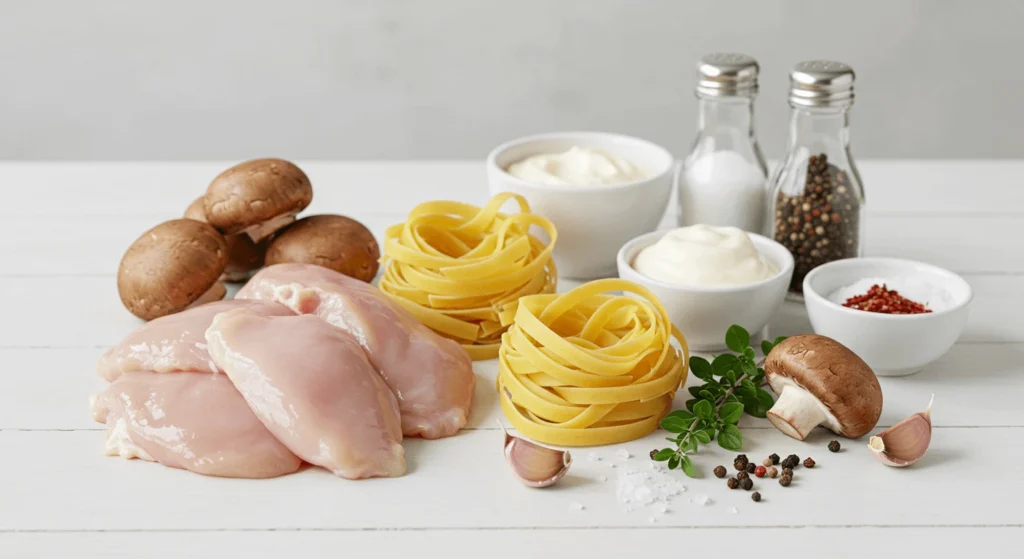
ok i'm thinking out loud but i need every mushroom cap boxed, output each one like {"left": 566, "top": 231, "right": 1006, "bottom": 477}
{"left": 184, "top": 195, "right": 207, "bottom": 221}
{"left": 265, "top": 214, "right": 380, "bottom": 282}
{"left": 118, "top": 219, "right": 228, "bottom": 320}
{"left": 184, "top": 196, "right": 266, "bottom": 281}
{"left": 203, "top": 158, "right": 313, "bottom": 236}
{"left": 764, "top": 334, "right": 882, "bottom": 438}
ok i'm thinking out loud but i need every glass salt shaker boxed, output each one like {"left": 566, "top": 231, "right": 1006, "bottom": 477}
{"left": 678, "top": 53, "right": 768, "bottom": 233}
{"left": 767, "top": 60, "right": 865, "bottom": 299}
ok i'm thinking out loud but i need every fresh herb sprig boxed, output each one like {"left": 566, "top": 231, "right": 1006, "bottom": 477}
{"left": 652, "top": 325, "right": 785, "bottom": 477}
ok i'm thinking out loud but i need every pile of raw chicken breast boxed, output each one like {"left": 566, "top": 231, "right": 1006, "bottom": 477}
{"left": 92, "top": 263, "right": 476, "bottom": 480}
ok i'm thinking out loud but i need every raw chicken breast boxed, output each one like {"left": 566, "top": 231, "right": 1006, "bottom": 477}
{"left": 92, "top": 372, "right": 302, "bottom": 479}
{"left": 97, "top": 299, "right": 293, "bottom": 381}
{"left": 206, "top": 309, "right": 406, "bottom": 479}
{"left": 236, "top": 263, "right": 475, "bottom": 439}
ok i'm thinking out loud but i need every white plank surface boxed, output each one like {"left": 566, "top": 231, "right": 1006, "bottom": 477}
{"left": 1, "top": 161, "right": 1021, "bottom": 556}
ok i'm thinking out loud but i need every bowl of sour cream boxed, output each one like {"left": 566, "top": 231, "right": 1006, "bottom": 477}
{"left": 487, "top": 131, "right": 675, "bottom": 279}
{"left": 617, "top": 224, "right": 794, "bottom": 351}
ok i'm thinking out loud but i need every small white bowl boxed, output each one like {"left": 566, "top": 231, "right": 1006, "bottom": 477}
{"left": 803, "top": 258, "right": 973, "bottom": 377}
{"left": 617, "top": 230, "right": 794, "bottom": 351}
{"left": 487, "top": 131, "right": 674, "bottom": 279}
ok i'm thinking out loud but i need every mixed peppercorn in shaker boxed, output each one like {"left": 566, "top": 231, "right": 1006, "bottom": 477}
{"left": 774, "top": 152, "right": 860, "bottom": 293}
{"left": 768, "top": 60, "right": 864, "bottom": 297}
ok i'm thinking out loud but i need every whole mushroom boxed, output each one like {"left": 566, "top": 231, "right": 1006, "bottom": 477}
{"left": 265, "top": 215, "right": 380, "bottom": 282}
{"left": 185, "top": 196, "right": 267, "bottom": 281}
{"left": 204, "top": 158, "right": 313, "bottom": 242}
{"left": 763, "top": 334, "right": 883, "bottom": 440}
{"left": 118, "top": 219, "right": 228, "bottom": 320}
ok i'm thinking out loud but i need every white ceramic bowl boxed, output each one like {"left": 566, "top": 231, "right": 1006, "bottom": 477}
{"left": 487, "top": 131, "right": 674, "bottom": 279}
{"left": 617, "top": 230, "right": 794, "bottom": 351}
{"left": 803, "top": 258, "right": 973, "bottom": 376}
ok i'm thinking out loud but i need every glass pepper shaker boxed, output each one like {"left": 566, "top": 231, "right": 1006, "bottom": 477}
{"left": 678, "top": 53, "right": 768, "bottom": 233}
{"left": 767, "top": 60, "right": 865, "bottom": 299}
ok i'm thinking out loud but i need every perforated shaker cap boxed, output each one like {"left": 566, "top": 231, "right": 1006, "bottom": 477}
{"left": 696, "top": 53, "right": 759, "bottom": 97}
{"left": 789, "top": 60, "right": 855, "bottom": 107}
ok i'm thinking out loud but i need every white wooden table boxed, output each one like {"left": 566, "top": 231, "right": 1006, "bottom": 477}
{"left": 1, "top": 161, "right": 1022, "bottom": 557}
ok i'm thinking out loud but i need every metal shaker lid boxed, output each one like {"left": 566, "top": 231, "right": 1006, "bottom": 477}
{"left": 789, "top": 60, "right": 855, "bottom": 107}
{"left": 696, "top": 53, "right": 759, "bottom": 97}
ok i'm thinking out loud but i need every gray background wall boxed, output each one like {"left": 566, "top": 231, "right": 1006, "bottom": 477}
{"left": 1, "top": 0, "right": 1021, "bottom": 160}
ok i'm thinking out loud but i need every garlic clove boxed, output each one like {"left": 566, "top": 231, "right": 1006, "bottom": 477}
{"left": 501, "top": 424, "right": 571, "bottom": 488}
{"left": 869, "top": 395, "right": 933, "bottom": 467}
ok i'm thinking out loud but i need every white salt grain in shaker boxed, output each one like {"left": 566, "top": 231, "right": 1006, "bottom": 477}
{"left": 678, "top": 53, "right": 768, "bottom": 233}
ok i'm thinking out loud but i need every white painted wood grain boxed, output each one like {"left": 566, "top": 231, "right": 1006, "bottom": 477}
{"left": 1, "top": 427, "right": 1020, "bottom": 532}
{"left": 0, "top": 161, "right": 1021, "bottom": 549}
{"left": 4, "top": 527, "right": 1021, "bottom": 559}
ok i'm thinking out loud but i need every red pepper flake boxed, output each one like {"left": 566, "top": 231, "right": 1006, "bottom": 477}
{"left": 843, "top": 284, "right": 932, "bottom": 315}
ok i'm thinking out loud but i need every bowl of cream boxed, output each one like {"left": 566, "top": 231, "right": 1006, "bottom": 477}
{"left": 487, "top": 132, "right": 675, "bottom": 279}
{"left": 617, "top": 224, "right": 794, "bottom": 350}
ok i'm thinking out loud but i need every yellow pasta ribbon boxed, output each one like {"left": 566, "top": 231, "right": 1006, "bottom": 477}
{"left": 379, "top": 192, "right": 558, "bottom": 360}
{"left": 497, "top": 279, "right": 689, "bottom": 446}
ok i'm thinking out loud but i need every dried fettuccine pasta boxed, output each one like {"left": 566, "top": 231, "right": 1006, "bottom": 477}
{"left": 497, "top": 279, "right": 689, "bottom": 446}
{"left": 380, "top": 192, "right": 557, "bottom": 360}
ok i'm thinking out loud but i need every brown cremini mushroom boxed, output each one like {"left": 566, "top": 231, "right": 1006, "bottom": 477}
{"left": 764, "top": 334, "right": 882, "bottom": 440}
{"left": 204, "top": 158, "right": 313, "bottom": 241}
{"left": 265, "top": 215, "right": 380, "bottom": 282}
{"left": 185, "top": 196, "right": 267, "bottom": 282}
{"left": 118, "top": 219, "right": 228, "bottom": 320}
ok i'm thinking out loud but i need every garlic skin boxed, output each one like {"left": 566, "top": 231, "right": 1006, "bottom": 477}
{"left": 502, "top": 426, "right": 571, "bottom": 488}
{"left": 869, "top": 395, "right": 933, "bottom": 467}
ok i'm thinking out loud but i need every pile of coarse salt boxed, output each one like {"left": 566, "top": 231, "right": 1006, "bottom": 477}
{"left": 616, "top": 467, "right": 696, "bottom": 512}
{"left": 827, "top": 276, "right": 955, "bottom": 312}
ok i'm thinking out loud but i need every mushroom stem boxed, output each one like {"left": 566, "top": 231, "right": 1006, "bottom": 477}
{"left": 766, "top": 384, "right": 827, "bottom": 441}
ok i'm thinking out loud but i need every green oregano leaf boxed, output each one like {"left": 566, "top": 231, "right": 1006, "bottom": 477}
{"left": 725, "top": 325, "right": 750, "bottom": 353}
{"left": 761, "top": 340, "right": 774, "bottom": 356}
{"left": 717, "top": 424, "right": 743, "bottom": 451}
{"left": 660, "top": 415, "right": 689, "bottom": 433}
{"left": 719, "top": 402, "right": 744, "bottom": 424}
{"left": 668, "top": 455, "right": 680, "bottom": 470}
{"left": 693, "top": 429, "right": 712, "bottom": 444}
{"left": 689, "top": 356, "right": 714, "bottom": 380}
{"left": 712, "top": 354, "right": 739, "bottom": 376}
{"left": 680, "top": 455, "right": 696, "bottom": 478}
{"left": 653, "top": 449, "right": 675, "bottom": 461}
{"left": 743, "top": 347, "right": 756, "bottom": 360}
{"left": 693, "top": 399, "right": 714, "bottom": 420}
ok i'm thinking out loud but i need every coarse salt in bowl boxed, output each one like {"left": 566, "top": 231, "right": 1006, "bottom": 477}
{"left": 803, "top": 257, "right": 973, "bottom": 376}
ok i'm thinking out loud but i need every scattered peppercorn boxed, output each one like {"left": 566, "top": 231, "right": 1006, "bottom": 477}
{"left": 735, "top": 454, "right": 749, "bottom": 467}
{"left": 751, "top": 492, "right": 761, "bottom": 502}
{"left": 767, "top": 466, "right": 779, "bottom": 478}
{"left": 782, "top": 467, "right": 794, "bottom": 476}
{"left": 737, "top": 471, "right": 749, "bottom": 481}
{"left": 745, "top": 462, "right": 756, "bottom": 474}
{"left": 727, "top": 477, "right": 739, "bottom": 489}
{"left": 649, "top": 449, "right": 658, "bottom": 460}
{"left": 733, "top": 460, "right": 745, "bottom": 471}
{"left": 714, "top": 465, "right": 727, "bottom": 478}
{"left": 787, "top": 454, "right": 799, "bottom": 464}
{"left": 779, "top": 475, "right": 792, "bottom": 487}
{"left": 762, "top": 458, "right": 773, "bottom": 468}
{"left": 740, "top": 478, "right": 753, "bottom": 491}
{"left": 769, "top": 453, "right": 780, "bottom": 465}
{"left": 754, "top": 465, "right": 767, "bottom": 478}
{"left": 828, "top": 440, "right": 841, "bottom": 453}
{"left": 803, "top": 457, "right": 816, "bottom": 468}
